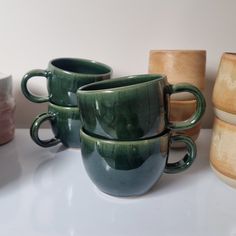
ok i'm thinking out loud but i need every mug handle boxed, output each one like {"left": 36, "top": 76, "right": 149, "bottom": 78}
{"left": 21, "top": 69, "right": 51, "bottom": 103}
{"left": 30, "top": 113, "right": 61, "bottom": 147}
{"left": 166, "top": 83, "right": 206, "bottom": 130}
{"left": 164, "top": 135, "right": 196, "bottom": 174}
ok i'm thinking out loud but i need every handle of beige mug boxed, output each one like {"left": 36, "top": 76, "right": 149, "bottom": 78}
{"left": 30, "top": 113, "right": 61, "bottom": 147}
{"left": 165, "top": 135, "right": 196, "bottom": 174}
{"left": 166, "top": 83, "right": 206, "bottom": 130}
{"left": 21, "top": 69, "right": 50, "bottom": 103}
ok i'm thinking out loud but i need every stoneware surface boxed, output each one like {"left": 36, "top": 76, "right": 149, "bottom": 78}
{"left": 0, "top": 73, "right": 15, "bottom": 145}
{"left": 77, "top": 74, "right": 205, "bottom": 140}
{"left": 211, "top": 163, "right": 236, "bottom": 188}
{"left": 214, "top": 107, "right": 236, "bottom": 125}
{"left": 30, "top": 103, "right": 81, "bottom": 148}
{"left": 212, "top": 52, "right": 236, "bottom": 114}
{"left": 210, "top": 117, "right": 236, "bottom": 187}
{"left": 148, "top": 50, "right": 206, "bottom": 100}
{"left": 21, "top": 58, "right": 112, "bottom": 107}
{"left": 80, "top": 128, "right": 196, "bottom": 197}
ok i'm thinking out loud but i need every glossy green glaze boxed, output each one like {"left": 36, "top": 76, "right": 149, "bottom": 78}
{"left": 30, "top": 103, "right": 81, "bottom": 148}
{"left": 77, "top": 74, "right": 205, "bottom": 140}
{"left": 21, "top": 58, "right": 112, "bottom": 106}
{"left": 80, "top": 129, "right": 196, "bottom": 197}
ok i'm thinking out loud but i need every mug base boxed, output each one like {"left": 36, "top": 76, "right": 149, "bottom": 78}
{"left": 210, "top": 163, "right": 236, "bottom": 188}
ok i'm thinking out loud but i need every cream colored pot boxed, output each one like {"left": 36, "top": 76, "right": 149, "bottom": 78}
{"left": 210, "top": 117, "right": 236, "bottom": 188}
{"left": 213, "top": 52, "right": 236, "bottom": 124}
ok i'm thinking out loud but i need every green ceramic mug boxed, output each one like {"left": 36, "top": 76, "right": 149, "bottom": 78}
{"left": 77, "top": 74, "right": 206, "bottom": 140}
{"left": 80, "top": 128, "right": 196, "bottom": 197}
{"left": 30, "top": 103, "right": 81, "bottom": 148}
{"left": 21, "top": 58, "right": 112, "bottom": 107}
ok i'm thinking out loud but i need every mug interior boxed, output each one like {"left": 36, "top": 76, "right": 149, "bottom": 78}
{"left": 51, "top": 58, "right": 111, "bottom": 75}
{"left": 79, "top": 74, "right": 164, "bottom": 91}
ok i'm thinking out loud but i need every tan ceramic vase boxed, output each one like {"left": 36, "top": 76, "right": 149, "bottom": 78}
{"left": 148, "top": 50, "right": 206, "bottom": 145}
{"left": 210, "top": 117, "right": 236, "bottom": 188}
{"left": 0, "top": 73, "right": 15, "bottom": 145}
{"left": 148, "top": 50, "right": 206, "bottom": 100}
{"left": 213, "top": 52, "right": 236, "bottom": 125}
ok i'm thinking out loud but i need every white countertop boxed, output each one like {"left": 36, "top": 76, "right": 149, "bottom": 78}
{"left": 0, "top": 129, "right": 235, "bottom": 236}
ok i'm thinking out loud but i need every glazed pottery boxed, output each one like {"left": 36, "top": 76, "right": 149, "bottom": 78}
{"left": 77, "top": 74, "right": 205, "bottom": 140}
{"left": 30, "top": 103, "right": 80, "bottom": 148}
{"left": 80, "top": 128, "right": 196, "bottom": 197}
{"left": 148, "top": 50, "right": 206, "bottom": 100}
{"left": 0, "top": 73, "right": 15, "bottom": 145}
{"left": 170, "top": 100, "right": 201, "bottom": 147}
{"left": 21, "top": 58, "right": 112, "bottom": 107}
{"left": 214, "top": 108, "right": 236, "bottom": 125}
{"left": 212, "top": 52, "right": 236, "bottom": 124}
{"left": 210, "top": 117, "right": 236, "bottom": 188}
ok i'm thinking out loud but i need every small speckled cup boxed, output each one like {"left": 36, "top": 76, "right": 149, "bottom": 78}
{"left": 30, "top": 103, "right": 80, "bottom": 148}
{"left": 80, "top": 128, "right": 196, "bottom": 197}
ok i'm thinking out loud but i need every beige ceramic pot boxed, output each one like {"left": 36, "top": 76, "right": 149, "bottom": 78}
{"left": 169, "top": 100, "right": 201, "bottom": 148}
{"left": 148, "top": 50, "right": 206, "bottom": 100}
{"left": 213, "top": 52, "right": 236, "bottom": 124}
{"left": 210, "top": 117, "right": 236, "bottom": 188}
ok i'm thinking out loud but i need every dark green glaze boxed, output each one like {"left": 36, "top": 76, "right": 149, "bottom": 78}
{"left": 166, "top": 83, "right": 206, "bottom": 130}
{"left": 80, "top": 129, "right": 196, "bottom": 197}
{"left": 21, "top": 58, "right": 112, "bottom": 106}
{"left": 30, "top": 103, "right": 81, "bottom": 148}
{"left": 77, "top": 74, "right": 205, "bottom": 140}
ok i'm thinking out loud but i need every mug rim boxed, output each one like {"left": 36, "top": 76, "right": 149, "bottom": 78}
{"left": 80, "top": 127, "right": 169, "bottom": 144}
{"left": 149, "top": 49, "right": 206, "bottom": 54}
{"left": 77, "top": 74, "right": 167, "bottom": 94}
{"left": 48, "top": 102, "right": 80, "bottom": 112}
{"left": 49, "top": 57, "right": 112, "bottom": 77}
{"left": 222, "top": 52, "right": 236, "bottom": 61}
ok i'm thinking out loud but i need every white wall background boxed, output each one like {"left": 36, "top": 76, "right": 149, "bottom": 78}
{"left": 0, "top": 0, "right": 235, "bottom": 128}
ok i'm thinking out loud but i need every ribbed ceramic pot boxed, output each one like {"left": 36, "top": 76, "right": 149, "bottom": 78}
{"left": 80, "top": 128, "right": 196, "bottom": 197}
{"left": 0, "top": 73, "right": 15, "bottom": 145}
{"left": 21, "top": 58, "right": 112, "bottom": 107}
{"left": 148, "top": 50, "right": 206, "bottom": 100}
{"left": 169, "top": 100, "right": 201, "bottom": 147}
{"left": 213, "top": 53, "right": 236, "bottom": 124}
{"left": 210, "top": 117, "right": 236, "bottom": 188}
{"left": 77, "top": 74, "right": 205, "bottom": 140}
{"left": 30, "top": 103, "right": 81, "bottom": 148}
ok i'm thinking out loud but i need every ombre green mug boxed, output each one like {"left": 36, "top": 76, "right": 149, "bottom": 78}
{"left": 77, "top": 74, "right": 206, "bottom": 140}
{"left": 30, "top": 103, "right": 81, "bottom": 148}
{"left": 80, "top": 128, "right": 196, "bottom": 197}
{"left": 21, "top": 58, "right": 112, "bottom": 107}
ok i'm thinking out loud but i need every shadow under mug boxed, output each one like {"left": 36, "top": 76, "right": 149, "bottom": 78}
{"left": 21, "top": 58, "right": 112, "bottom": 107}
{"left": 30, "top": 103, "right": 81, "bottom": 148}
{"left": 80, "top": 128, "right": 196, "bottom": 197}
{"left": 77, "top": 74, "right": 206, "bottom": 140}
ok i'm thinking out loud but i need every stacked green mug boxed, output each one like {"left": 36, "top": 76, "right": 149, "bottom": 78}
{"left": 77, "top": 74, "right": 206, "bottom": 197}
{"left": 21, "top": 58, "right": 112, "bottom": 148}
